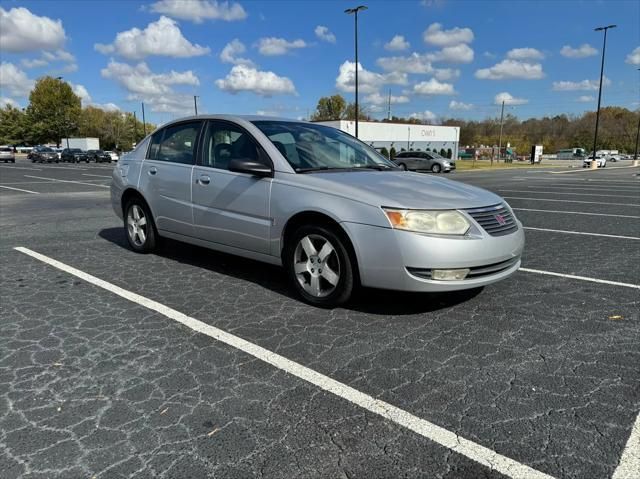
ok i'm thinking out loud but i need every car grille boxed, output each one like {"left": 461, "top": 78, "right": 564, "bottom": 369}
{"left": 407, "top": 256, "right": 520, "bottom": 280}
{"left": 464, "top": 203, "right": 518, "bottom": 236}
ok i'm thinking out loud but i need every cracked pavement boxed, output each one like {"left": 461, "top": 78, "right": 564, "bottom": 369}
{"left": 0, "top": 162, "right": 638, "bottom": 478}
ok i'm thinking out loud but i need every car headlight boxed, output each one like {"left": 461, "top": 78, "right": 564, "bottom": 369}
{"left": 383, "top": 208, "right": 470, "bottom": 235}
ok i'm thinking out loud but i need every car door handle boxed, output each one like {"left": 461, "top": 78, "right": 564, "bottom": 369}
{"left": 148, "top": 167, "right": 157, "bottom": 175}
{"left": 197, "top": 175, "right": 211, "bottom": 185}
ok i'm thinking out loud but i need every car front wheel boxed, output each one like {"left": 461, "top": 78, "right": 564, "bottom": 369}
{"left": 431, "top": 163, "right": 442, "bottom": 173}
{"left": 124, "top": 199, "right": 157, "bottom": 253}
{"left": 398, "top": 163, "right": 407, "bottom": 171}
{"left": 285, "top": 225, "right": 355, "bottom": 307}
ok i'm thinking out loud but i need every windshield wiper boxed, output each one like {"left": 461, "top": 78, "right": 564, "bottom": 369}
{"left": 295, "top": 166, "right": 358, "bottom": 173}
{"left": 356, "top": 165, "right": 394, "bottom": 171}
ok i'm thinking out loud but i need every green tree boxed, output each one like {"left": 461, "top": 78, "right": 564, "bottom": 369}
{"left": 311, "top": 94, "right": 347, "bottom": 121}
{"left": 344, "top": 102, "right": 371, "bottom": 121}
{"left": 389, "top": 146, "right": 396, "bottom": 160}
{"left": 0, "top": 105, "right": 30, "bottom": 145}
{"left": 379, "top": 146, "right": 389, "bottom": 159}
{"left": 26, "top": 77, "right": 81, "bottom": 145}
{"left": 440, "top": 148, "right": 446, "bottom": 156}
{"left": 447, "top": 148, "right": 452, "bottom": 159}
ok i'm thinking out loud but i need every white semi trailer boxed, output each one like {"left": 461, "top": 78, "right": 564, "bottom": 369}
{"left": 60, "top": 138, "right": 100, "bottom": 151}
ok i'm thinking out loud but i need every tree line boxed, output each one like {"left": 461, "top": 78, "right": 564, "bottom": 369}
{"left": 0, "top": 76, "right": 153, "bottom": 151}
{"left": 311, "top": 94, "right": 639, "bottom": 154}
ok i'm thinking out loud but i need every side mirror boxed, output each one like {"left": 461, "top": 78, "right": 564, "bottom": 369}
{"left": 228, "top": 157, "right": 273, "bottom": 177}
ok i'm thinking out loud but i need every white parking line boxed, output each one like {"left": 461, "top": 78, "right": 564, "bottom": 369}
{"left": 499, "top": 190, "right": 640, "bottom": 199}
{"left": 513, "top": 208, "right": 640, "bottom": 219}
{"left": 551, "top": 165, "right": 639, "bottom": 174}
{"left": 613, "top": 412, "right": 640, "bottom": 479}
{"left": 82, "top": 173, "right": 112, "bottom": 178}
{"left": 0, "top": 165, "right": 43, "bottom": 171}
{"left": 0, "top": 185, "right": 39, "bottom": 194}
{"left": 523, "top": 227, "right": 640, "bottom": 240}
{"left": 531, "top": 185, "right": 639, "bottom": 192}
{"left": 13, "top": 246, "right": 553, "bottom": 479}
{"left": 504, "top": 196, "right": 640, "bottom": 207}
{"left": 23, "top": 175, "right": 109, "bottom": 189}
{"left": 519, "top": 268, "right": 640, "bottom": 289}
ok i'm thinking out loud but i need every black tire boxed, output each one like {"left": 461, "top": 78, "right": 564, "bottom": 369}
{"left": 431, "top": 163, "right": 442, "bottom": 173}
{"left": 124, "top": 198, "right": 158, "bottom": 253}
{"left": 284, "top": 224, "right": 355, "bottom": 307}
{"left": 11, "top": 159, "right": 15, "bottom": 163}
{"left": 398, "top": 163, "right": 407, "bottom": 171}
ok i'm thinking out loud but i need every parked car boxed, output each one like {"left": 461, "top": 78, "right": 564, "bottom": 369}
{"left": 87, "top": 149, "right": 112, "bottom": 163}
{"left": 105, "top": 150, "right": 120, "bottom": 162}
{"left": 583, "top": 155, "right": 607, "bottom": 168}
{"left": 61, "top": 148, "right": 89, "bottom": 163}
{"left": 0, "top": 146, "right": 16, "bottom": 163}
{"left": 393, "top": 150, "right": 455, "bottom": 173}
{"left": 29, "top": 146, "right": 59, "bottom": 163}
{"left": 607, "top": 154, "right": 624, "bottom": 162}
{"left": 111, "top": 116, "right": 524, "bottom": 307}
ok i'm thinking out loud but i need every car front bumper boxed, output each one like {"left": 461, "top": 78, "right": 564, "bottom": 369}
{"left": 341, "top": 221, "right": 525, "bottom": 292}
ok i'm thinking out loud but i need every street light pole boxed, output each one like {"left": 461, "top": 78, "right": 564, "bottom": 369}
{"left": 141, "top": 102, "right": 147, "bottom": 136}
{"left": 345, "top": 5, "right": 367, "bottom": 138}
{"left": 634, "top": 68, "right": 640, "bottom": 165}
{"left": 497, "top": 100, "right": 505, "bottom": 164}
{"left": 591, "top": 24, "right": 616, "bottom": 169}
{"left": 193, "top": 95, "right": 199, "bottom": 116}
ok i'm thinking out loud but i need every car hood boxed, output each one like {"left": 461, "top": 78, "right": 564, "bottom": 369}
{"left": 292, "top": 171, "right": 503, "bottom": 209}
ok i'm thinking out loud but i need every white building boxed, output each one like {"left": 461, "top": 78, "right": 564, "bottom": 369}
{"left": 318, "top": 120, "right": 460, "bottom": 159}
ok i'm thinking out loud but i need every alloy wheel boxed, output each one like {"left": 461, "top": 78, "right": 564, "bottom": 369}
{"left": 293, "top": 234, "right": 341, "bottom": 298}
{"left": 127, "top": 205, "right": 148, "bottom": 247}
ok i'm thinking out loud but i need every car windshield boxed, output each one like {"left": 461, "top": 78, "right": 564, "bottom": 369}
{"left": 70, "top": 149, "right": 82, "bottom": 152}
{"left": 40, "top": 147, "right": 54, "bottom": 152}
{"left": 429, "top": 151, "right": 444, "bottom": 159}
{"left": 0, "top": 147, "right": 11, "bottom": 152}
{"left": 252, "top": 120, "right": 396, "bottom": 172}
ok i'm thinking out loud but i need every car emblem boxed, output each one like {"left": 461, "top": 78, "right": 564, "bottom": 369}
{"left": 495, "top": 214, "right": 507, "bottom": 225}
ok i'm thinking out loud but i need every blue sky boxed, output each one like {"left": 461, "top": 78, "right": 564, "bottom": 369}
{"left": 1, "top": 0, "right": 639, "bottom": 125}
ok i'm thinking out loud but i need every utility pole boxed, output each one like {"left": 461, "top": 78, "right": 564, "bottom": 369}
{"left": 591, "top": 24, "right": 616, "bottom": 169}
{"left": 133, "top": 111, "right": 138, "bottom": 145}
{"left": 193, "top": 95, "right": 199, "bottom": 116}
{"left": 345, "top": 5, "right": 367, "bottom": 138}
{"left": 634, "top": 68, "right": 640, "bottom": 165}
{"left": 387, "top": 89, "right": 391, "bottom": 120}
{"left": 497, "top": 100, "right": 505, "bottom": 164}
{"left": 141, "top": 102, "right": 147, "bottom": 136}
{"left": 407, "top": 127, "right": 410, "bottom": 151}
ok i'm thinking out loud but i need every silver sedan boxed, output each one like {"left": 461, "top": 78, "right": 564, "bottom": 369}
{"left": 111, "top": 116, "right": 524, "bottom": 307}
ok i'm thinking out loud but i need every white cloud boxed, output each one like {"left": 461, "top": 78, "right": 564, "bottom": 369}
{"left": 560, "top": 44, "right": 597, "bottom": 58}
{"left": 427, "top": 44, "right": 474, "bottom": 63}
{"left": 376, "top": 52, "right": 433, "bottom": 74}
{"left": 93, "top": 102, "right": 121, "bottom": 112}
{"left": 364, "top": 92, "right": 409, "bottom": 106}
{"left": 72, "top": 84, "right": 92, "bottom": 103}
{"left": 409, "top": 110, "right": 438, "bottom": 122}
{"left": 384, "top": 35, "right": 410, "bottom": 51}
{"left": 220, "top": 39, "right": 255, "bottom": 67}
{"left": 475, "top": 59, "right": 544, "bottom": 80}
{"left": 449, "top": 100, "right": 473, "bottom": 110}
{"left": 423, "top": 23, "right": 473, "bottom": 46}
{"left": 552, "top": 77, "right": 611, "bottom": 91}
{"left": 315, "top": 25, "right": 336, "bottom": 43}
{"left": 101, "top": 60, "right": 199, "bottom": 113}
{"left": 215, "top": 64, "right": 296, "bottom": 96}
{"left": 0, "top": 7, "right": 66, "bottom": 53}
{"left": 149, "top": 0, "right": 247, "bottom": 23}
{"left": 94, "top": 16, "right": 210, "bottom": 59}
{"left": 494, "top": 92, "right": 528, "bottom": 105}
{"left": 0, "top": 97, "right": 19, "bottom": 108}
{"left": 256, "top": 37, "right": 307, "bottom": 56}
{"left": 626, "top": 46, "right": 640, "bottom": 65}
{"left": 506, "top": 47, "right": 544, "bottom": 60}
{"left": 576, "top": 95, "right": 595, "bottom": 103}
{"left": 21, "top": 49, "right": 76, "bottom": 69}
{"left": 335, "top": 61, "right": 406, "bottom": 95}
{"left": 413, "top": 78, "right": 455, "bottom": 95}
{"left": 433, "top": 68, "right": 460, "bottom": 81}
{"left": 0, "top": 62, "right": 35, "bottom": 98}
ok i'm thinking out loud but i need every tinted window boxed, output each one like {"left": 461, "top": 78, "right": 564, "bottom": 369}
{"left": 149, "top": 121, "right": 201, "bottom": 164}
{"left": 201, "top": 121, "right": 263, "bottom": 170}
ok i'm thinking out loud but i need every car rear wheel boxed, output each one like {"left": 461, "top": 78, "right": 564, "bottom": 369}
{"left": 124, "top": 199, "right": 157, "bottom": 253}
{"left": 285, "top": 225, "right": 355, "bottom": 307}
{"left": 431, "top": 163, "right": 442, "bottom": 173}
{"left": 398, "top": 163, "right": 407, "bottom": 171}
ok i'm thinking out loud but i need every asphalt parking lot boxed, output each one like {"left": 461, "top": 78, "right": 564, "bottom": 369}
{"left": 0, "top": 160, "right": 638, "bottom": 479}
